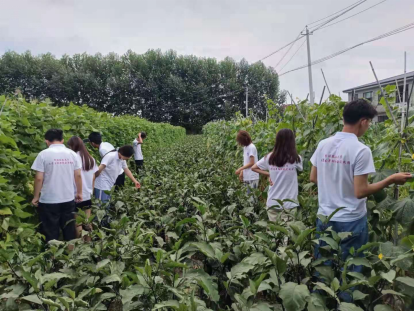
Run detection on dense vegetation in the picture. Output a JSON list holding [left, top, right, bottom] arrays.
[[0, 50, 281, 132], [1, 94, 414, 310]]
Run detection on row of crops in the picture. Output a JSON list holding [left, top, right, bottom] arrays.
[[0, 94, 414, 310]]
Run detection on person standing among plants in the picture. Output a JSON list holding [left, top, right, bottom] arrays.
[[235, 130, 259, 193], [31, 129, 82, 243], [94, 145, 141, 204], [88, 132, 125, 190], [310, 98, 412, 263], [67, 136, 98, 239], [133, 131, 146, 174], [252, 128, 302, 221]]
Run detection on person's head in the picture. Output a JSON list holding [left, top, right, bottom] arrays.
[[118, 145, 134, 160], [343, 99, 377, 137], [67, 136, 94, 171], [140, 132, 147, 140], [45, 129, 64, 146], [88, 132, 102, 149], [236, 130, 252, 147], [268, 128, 300, 167]]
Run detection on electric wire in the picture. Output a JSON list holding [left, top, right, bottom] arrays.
[[279, 22, 414, 76], [307, 0, 365, 26], [278, 38, 307, 72]]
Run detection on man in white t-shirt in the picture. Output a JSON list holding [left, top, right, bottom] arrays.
[[133, 131, 146, 173], [310, 99, 411, 265], [88, 132, 125, 190], [31, 129, 83, 242], [94, 145, 141, 204]]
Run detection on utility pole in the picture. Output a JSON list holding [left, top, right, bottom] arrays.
[[245, 86, 249, 117], [305, 26, 315, 105]]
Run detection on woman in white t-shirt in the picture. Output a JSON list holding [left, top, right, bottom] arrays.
[[235, 130, 260, 193], [68, 136, 98, 238], [252, 129, 303, 221]]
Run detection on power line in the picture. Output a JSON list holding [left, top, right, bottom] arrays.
[[274, 32, 303, 69], [307, 0, 365, 26], [259, 35, 305, 62], [310, 0, 367, 32], [318, 0, 389, 30], [279, 22, 414, 76], [278, 38, 307, 72]]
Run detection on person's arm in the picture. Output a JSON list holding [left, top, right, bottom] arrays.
[[124, 168, 141, 189], [236, 156, 255, 175], [137, 133, 143, 144], [95, 164, 106, 178], [251, 163, 270, 177], [354, 173, 412, 199], [74, 169, 83, 202], [32, 172, 44, 206], [310, 166, 317, 184], [92, 174, 96, 190]]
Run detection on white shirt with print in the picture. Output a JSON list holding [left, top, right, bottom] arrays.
[[310, 132, 376, 222], [257, 155, 303, 209], [133, 139, 143, 160], [99, 142, 123, 175], [74, 152, 99, 201], [31, 144, 82, 204], [95, 151, 127, 191], [243, 143, 260, 181]]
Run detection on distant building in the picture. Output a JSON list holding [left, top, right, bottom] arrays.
[[343, 71, 414, 122]]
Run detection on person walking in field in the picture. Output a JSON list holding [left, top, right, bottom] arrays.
[[310, 99, 412, 265], [88, 132, 125, 190], [94, 145, 141, 204], [67, 136, 98, 239], [252, 128, 303, 221], [31, 129, 82, 243], [133, 132, 146, 173], [235, 130, 260, 193]]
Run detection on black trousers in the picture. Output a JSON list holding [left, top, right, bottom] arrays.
[[114, 172, 125, 191], [38, 200, 77, 242], [135, 160, 144, 173]]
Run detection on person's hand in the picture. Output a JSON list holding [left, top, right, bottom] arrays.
[[390, 172, 413, 185], [134, 181, 141, 189], [75, 193, 83, 203], [235, 168, 242, 175], [31, 196, 39, 207], [268, 176, 274, 186], [138, 133, 141, 139], [239, 170, 244, 182]]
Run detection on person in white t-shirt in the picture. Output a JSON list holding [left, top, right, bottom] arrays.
[[31, 129, 83, 242], [310, 99, 411, 267], [68, 136, 98, 239], [88, 132, 125, 190], [94, 145, 141, 204], [235, 130, 260, 193], [133, 131, 146, 173], [252, 129, 303, 221]]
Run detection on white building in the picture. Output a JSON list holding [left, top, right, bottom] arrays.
[[343, 71, 414, 122]]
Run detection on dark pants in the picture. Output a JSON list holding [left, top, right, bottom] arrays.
[[314, 215, 369, 263], [135, 160, 144, 173], [114, 172, 125, 191], [38, 200, 77, 242]]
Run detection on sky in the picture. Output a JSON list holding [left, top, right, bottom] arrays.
[[1, 0, 413, 102]]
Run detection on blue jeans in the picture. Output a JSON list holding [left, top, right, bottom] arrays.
[[314, 215, 368, 264], [94, 188, 111, 204]]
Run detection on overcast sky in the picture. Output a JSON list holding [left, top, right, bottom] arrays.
[[1, 0, 413, 102]]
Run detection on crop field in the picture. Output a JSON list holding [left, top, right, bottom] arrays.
[[1, 95, 414, 310]]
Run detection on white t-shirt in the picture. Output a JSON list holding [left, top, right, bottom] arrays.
[[74, 152, 99, 201], [133, 139, 143, 160], [257, 155, 303, 209], [243, 144, 260, 181], [99, 142, 123, 175], [31, 144, 82, 204], [310, 132, 376, 222], [95, 151, 127, 191]]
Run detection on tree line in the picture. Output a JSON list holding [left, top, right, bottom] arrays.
[[0, 50, 281, 132]]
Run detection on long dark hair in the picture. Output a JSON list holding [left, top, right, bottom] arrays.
[[68, 136, 95, 171], [268, 129, 300, 167]]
